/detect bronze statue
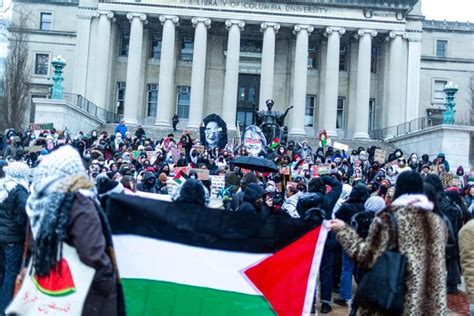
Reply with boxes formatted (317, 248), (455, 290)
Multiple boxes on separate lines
(255, 99), (293, 144)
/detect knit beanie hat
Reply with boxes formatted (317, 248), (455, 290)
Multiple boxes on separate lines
(159, 173), (168, 182)
(96, 174), (123, 196)
(364, 196), (386, 213)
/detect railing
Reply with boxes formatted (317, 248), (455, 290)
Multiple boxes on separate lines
(63, 93), (122, 123)
(369, 117), (441, 140)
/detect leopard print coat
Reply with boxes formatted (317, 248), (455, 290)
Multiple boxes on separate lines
(336, 205), (447, 316)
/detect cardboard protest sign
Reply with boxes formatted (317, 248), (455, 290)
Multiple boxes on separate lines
(209, 175), (225, 198)
(374, 149), (386, 164)
(333, 142), (348, 152)
(189, 168), (210, 181)
(29, 123), (54, 131)
(316, 163), (331, 175)
(280, 167), (290, 175)
(24, 145), (43, 153)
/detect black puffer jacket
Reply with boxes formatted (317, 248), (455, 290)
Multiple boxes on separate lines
(238, 183), (268, 214)
(0, 184), (28, 242)
(335, 184), (369, 224)
(297, 192), (324, 218)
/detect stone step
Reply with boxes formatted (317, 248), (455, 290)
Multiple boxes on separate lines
(102, 123), (396, 154)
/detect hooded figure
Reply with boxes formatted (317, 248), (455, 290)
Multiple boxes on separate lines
(175, 179), (206, 206)
(437, 153), (450, 172)
(408, 153), (419, 171)
(237, 183), (268, 214)
(137, 171), (158, 194)
(26, 146), (123, 316)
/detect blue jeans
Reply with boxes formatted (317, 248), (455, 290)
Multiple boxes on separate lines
(339, 252), (354, 301)
(0, 242), (23, 315)
(319, 232), (337, 304)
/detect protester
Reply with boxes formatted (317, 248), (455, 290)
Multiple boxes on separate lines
(2, 122), (472, 315)
(330, 171), (447, 315)
(0, 162), (29, 314)
(26, 146), (122, 315)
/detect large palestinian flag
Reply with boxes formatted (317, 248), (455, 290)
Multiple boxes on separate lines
(107, 194), (328, 316)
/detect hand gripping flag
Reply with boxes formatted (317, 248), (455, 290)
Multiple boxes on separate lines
(106, 194), (328, 316)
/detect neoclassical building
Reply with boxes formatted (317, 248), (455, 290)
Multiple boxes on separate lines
(13, 0), (474, 138)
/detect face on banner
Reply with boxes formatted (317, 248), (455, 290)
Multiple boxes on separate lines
(204, 121), (222, 148)
(200, 114), (228, 149)
(242, 126), (267, 157)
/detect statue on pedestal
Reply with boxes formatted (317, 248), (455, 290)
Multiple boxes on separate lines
(51, 55), (66, 100)
(255, 99), (293, 144)
(443, 81), (458, 125)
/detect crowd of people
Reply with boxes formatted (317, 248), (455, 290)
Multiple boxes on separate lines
(1, 122), (474, 315)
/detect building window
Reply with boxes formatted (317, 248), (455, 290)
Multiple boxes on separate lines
(241, 38), (262, 53)
(336, 97), (346, 129)
(308, 40), (318, 69)
(147, 84), (158, 117)
(120, 30), (130, 57)
(180, 36), (193, 61)
(339, 45), (347, 71)
(40, 12), (52, 31)
(369, 98), (376, 131)
(371, 47), (377, 73)
(34, 53), (49, 75)
(305, 95), (316, 127)
(150, 35), (162, 59)
(436, 40), (447, 58)
(116, 82), (126, 115)
(433, 80), (447, 102)
(176, 86), (191, 119)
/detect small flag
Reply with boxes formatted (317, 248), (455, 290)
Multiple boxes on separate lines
(269, 137), (280, 150)
(107, 195), (328, 316)
(173, 169), (186, 185)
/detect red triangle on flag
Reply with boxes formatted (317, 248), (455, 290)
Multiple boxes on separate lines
(243, 225), (328, 316)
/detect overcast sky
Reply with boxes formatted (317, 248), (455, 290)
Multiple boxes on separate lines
(422, 0), (474, 22)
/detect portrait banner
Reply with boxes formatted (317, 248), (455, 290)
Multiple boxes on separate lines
(242, 125), (268, 157)
(200, 114), (228, 150)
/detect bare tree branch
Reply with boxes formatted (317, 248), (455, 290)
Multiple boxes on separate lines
(1, 7), (31, 131)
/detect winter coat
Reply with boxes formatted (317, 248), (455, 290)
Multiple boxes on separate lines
(237, 183), (268, 214)
(136, 172), (158, 194)
(0, 184), (28, 242)
(67, 193), (118, 316)
(335, 184), (369, 224)
(336, 206), (447, 316)
(114, 123), (127, 139)
(459, 219), (474, 303)
(296, 192), (324, 218)
(320, 176), (343, 219)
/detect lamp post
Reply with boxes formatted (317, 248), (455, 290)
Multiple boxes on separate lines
(51, 55), (66, 100)
(443, 81), (458, 125)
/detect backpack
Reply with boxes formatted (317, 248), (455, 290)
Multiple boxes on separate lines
(351, 211), (375, 238)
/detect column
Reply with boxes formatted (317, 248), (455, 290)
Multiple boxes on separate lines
(93, 11), (113, 108)
(222, 20), (245, 131)
(320, 27), (345, 138)
(187, 18), (211, 128)
(405, 34), (422, 122)
(155, 15), (179, 127)
(386, 31), (408, 132)
(289, 24), (313, 136)
(123, 13), (147, 124)
(353, 29), (377, 139)
(73, 12), (92, 96)
(259, 22), (280, 110)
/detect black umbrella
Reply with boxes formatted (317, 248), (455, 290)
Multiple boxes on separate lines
(230, 156), (279, 173)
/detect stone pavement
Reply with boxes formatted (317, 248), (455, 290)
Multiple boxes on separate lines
(309, 292), (469, 315)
